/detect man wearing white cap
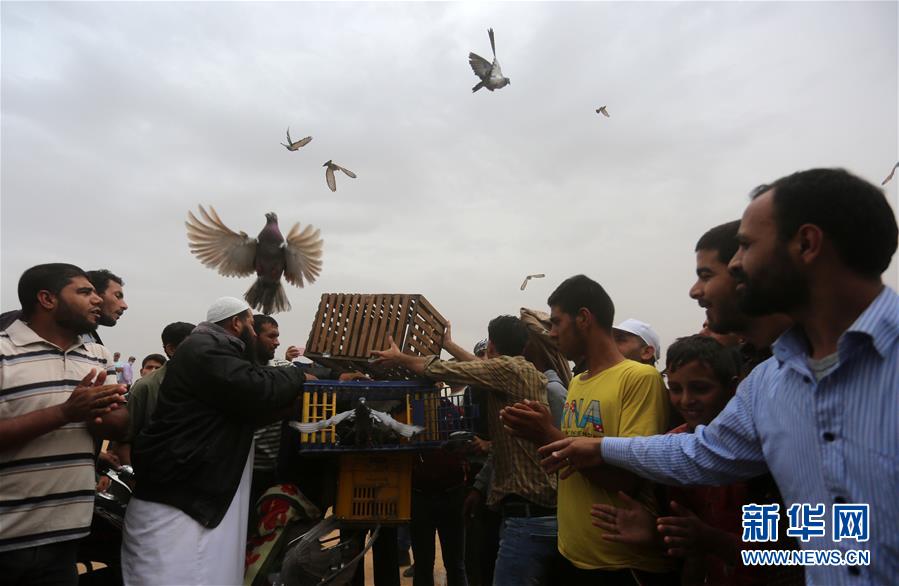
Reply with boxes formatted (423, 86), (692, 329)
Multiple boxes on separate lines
(122, 297), (305, 586)
(612, 318), (662, 367)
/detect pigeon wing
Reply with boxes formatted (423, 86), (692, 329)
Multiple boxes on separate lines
(490, 59), (505, 79)
(325, 166), (337, 192)
(185, 205), (257, 277)
(520, 277), (530, 291)
(488, 28), (497, 59)
(283, 222), (324, 288)
(290, 409), (354, 433)
(337, 165), (356, 179)
(294, 136), (313, 148)
(469, 53), (493, 81)
(369, 409), (425, 438)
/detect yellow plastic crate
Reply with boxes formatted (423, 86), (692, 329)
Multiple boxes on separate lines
(335, 453), (412, 524)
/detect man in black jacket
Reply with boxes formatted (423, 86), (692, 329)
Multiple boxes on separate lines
(121, 297), (305, 586)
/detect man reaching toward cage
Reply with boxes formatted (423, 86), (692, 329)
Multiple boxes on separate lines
(373, 315), (561, 586)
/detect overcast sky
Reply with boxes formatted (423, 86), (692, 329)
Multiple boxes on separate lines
(2, 1), (897, 371)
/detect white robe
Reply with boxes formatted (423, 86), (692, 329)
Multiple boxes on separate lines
(121, 446), (253, 586)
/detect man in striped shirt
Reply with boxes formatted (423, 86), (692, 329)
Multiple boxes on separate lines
(0, 263), (128, 585)
(540, 168), (898, 585)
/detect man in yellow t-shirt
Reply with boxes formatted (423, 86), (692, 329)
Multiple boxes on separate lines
(502, 274), (675, 585)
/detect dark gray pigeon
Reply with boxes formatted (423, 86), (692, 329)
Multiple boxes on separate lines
(281, 127), (312, 151)
(323, 160), (357, 192)
(185, 205), (323, 314)
(469, 28), (510, 93)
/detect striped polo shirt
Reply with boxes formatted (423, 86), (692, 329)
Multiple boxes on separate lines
(0, 319), (116, 552)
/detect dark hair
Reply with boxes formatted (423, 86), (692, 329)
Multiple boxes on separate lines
(18, 263), (88, 319)
(86, 269), (124, 295)
(161, 321), (195, 349)
(253, 314), (278, 334)
(547, 275), (615, 330)
(487, 315), (530, 356)
(754, 168), (898, 278)
(696, 220), (741, 265)
(665, 334), (740, 387)
(141, 353), (167, 369)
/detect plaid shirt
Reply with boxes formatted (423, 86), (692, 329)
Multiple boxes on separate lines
(424, 355), (557, 508)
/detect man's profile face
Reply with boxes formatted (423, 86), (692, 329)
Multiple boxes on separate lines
(97, 280), (128, 327)
(730, 192), (808, 316)
(53, 276), (103, 334)
(549, 305), (582, 361)
(256, 322), (280, 362)
(613, 330), (649, 363)
(689, 248), (747, 335)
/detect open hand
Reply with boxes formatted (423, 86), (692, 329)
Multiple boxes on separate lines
(500, 400), (554, 445)
(657, 501), (709, 558)
(537, 436), (603, 479)
(591, 491), (657, 545)
(61, 369), (127, 425)
(285, 345), (302, 361)
(371, 336), (404, 366)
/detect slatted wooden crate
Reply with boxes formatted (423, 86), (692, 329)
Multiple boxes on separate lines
(304, 294), (447, 379)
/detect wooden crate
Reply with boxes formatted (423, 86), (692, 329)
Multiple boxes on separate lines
(304, 294), (447, 379)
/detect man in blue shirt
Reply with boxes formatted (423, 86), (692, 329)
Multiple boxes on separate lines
(539, 168), (898, 585)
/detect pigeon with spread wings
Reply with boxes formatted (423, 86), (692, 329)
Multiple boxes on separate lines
(185, 205), (323, 314)
(596, 106), (610, 118)
(290, 398), (425, 444)
(469, 28), (510, 93)
(520, 273), (546, 291)
(281, 128), (312, 151)
(323, 160), (357, 192)
(882, 162), (899, 186)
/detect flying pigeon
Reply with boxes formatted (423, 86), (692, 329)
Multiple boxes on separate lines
(185, 205), (323, 314)
(882, 162), (899, 186)
(469, 28), (510, 93)
(323, 160), (357, 192)
(281, 128), (312, 151)
(520, 273), (546, 291)
(596, 106), (610, 118)
(290, 398), (425, 443)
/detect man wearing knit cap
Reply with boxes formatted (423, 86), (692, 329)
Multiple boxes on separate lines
(612, 318), (662, 367)
(121, 297), (305, 586)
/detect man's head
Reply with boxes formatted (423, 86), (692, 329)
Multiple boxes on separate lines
(612, 319), (661, 365)
(86, 270), (127, 327)
(140, 353), (167, 376)
(485, 315), (529, 358)
(730, 168), (898, 316)
(253, 314), (280, 363)
(18, 263), (102, 334)
(161, 321), (196, 358)
(207, 296), (256, 354)
(690, 220), (750, 334)
(128, 356), (136, 363)
(113, 351), (121, 361)
(546, 274), (615, 361)
(664, 334), (739, 431)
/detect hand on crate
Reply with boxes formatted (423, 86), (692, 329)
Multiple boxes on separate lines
(338, 371), (370, 382)
(370, 336), (429, 375)
(285, 345), (303, 361)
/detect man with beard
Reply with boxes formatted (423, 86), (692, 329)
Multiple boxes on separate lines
(690, 220), (793, 374)
(0, 263), (127, 585)
(84, 270), (128, 345)
(122, 298), (305, 586)
(539, 168), (899, 585)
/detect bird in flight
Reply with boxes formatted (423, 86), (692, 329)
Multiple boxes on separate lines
(882, 162), (899, 186)
(596, 106), (610, 118)
(185, 205), (323, 314)
(520, 273), (546, 291)
(281, 128), (312, 151)
(469, 28), (510, 93)
(323, 160), (357, 192)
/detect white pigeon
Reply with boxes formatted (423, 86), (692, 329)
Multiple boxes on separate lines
(281, 128), (312, 151)
(323, 160), (357, 192)
(520, 273), (546, 291)
(882, 162), (899, 186)
(596, 106), (610, 118)
(469, 28), (510, 93)
(290, 405), (424, 439)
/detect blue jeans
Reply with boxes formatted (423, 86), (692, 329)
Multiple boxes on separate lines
(492, 516), (558, 586)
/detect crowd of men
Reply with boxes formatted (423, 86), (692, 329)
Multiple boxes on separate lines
(0, 167), (896, 586)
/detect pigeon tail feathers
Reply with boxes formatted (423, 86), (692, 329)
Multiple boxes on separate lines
(245, 278), (291, 314)
(472, 81), (485, 92)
